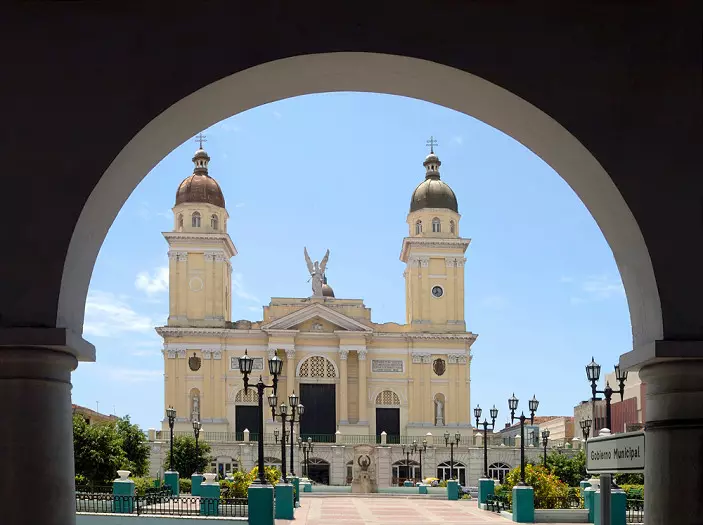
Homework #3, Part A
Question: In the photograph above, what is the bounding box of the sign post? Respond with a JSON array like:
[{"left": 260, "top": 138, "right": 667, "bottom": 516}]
[{"left": 586, "top": 430, "right": 645, "bottom": 525}]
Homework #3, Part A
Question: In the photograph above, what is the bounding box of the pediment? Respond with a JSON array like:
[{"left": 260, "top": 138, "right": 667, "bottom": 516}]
[{"left": 261, "top": 303, "right": 372, "bottom": 333}]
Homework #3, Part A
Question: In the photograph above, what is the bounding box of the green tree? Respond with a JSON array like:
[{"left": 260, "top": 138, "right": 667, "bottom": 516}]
[
  {"left": 546, "top": 450, "right": 586, "bottom": 487},
  {"left": 116, "top": 416, "right": 150, "bottom": 477},
  {"left": 615, "top": 473, "right": 644, "bottom": 485},
  {"left": 73, "top": 415, "right": 128, "bottom": 485},
  {"left": 163, "top": 435, "right": 211, "bottom": 477}
]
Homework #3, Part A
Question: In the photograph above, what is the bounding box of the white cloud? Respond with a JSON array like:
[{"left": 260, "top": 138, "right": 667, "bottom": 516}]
[
  {"left": 135, "top": 267, "right": 169, "bottom": 295},
  {"left": 136, "top": 201, "right": 171, "bottom": 222},
  {"left": 232, "top": 272, "right": 260, "bottom": 303},
  {"left": 452, "top": 136, "right": 464, "bottom": 145},
  {"left": 83, "top": 291, "right": 153, "bottom": 337},
  {"left": 218, "top": 122, "right": 241, "bottom": 133},
  {"left": 480, "top": 295, "right": 508, "bottom": 310},
  {"left": 235, "top": 202, "right": 246, "bottom": 208},
  {"left": 581, "top": 275, "right": 625, "bottom": 300}
]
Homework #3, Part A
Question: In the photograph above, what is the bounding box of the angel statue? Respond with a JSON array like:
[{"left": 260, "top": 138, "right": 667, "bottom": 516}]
[{"left": 304, "top": 247, "right": 330, "bottom": 297}]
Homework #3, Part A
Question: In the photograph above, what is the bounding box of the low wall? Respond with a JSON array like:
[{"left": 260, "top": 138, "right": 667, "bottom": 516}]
[
  {"left": 306, "top": 486, "right": 352, "bottom": 494},
  {"left": 497, "top": 509, "right": 589, "bottom": 523},
  {"left": 77, "top": 514, "right": 247, "bottom": 524}
]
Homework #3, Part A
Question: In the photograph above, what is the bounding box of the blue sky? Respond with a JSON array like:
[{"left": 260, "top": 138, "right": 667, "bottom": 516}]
[{"left": 72, "top": 92, "right": 631, "bottom": 430}]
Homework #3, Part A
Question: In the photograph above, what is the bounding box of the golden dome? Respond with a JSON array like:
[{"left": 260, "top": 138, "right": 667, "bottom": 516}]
[{"left": 175, "top": 148, "right": 226, "bottom": 208}]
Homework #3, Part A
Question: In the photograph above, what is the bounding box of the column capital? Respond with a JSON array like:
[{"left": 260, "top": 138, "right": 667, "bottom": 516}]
[
  {"left": 338, "top": 349, "right": 349, "bottom": 360},
  {"left": 0, "top": 327, "right": 95, "bottom": 362},
  {"left": 285, "top": 347, "right": 296, "bottom": 359},
  {"left": 358, "top": 349, "right": 368, "bottom": 360}
]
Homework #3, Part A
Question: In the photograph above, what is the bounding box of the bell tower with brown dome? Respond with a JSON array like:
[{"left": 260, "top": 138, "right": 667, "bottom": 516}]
[
  {"left": 164, "top": 138, "right": 237, "bottom": 327},
  {"left": 400, "top": 140, "right": 470, "bottom": 330}
]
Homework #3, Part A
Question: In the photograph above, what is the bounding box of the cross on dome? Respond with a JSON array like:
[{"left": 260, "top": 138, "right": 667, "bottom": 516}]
[
  {"left": 195, "top": 132, "right": 207, "bottom": 150},
  {"left": 426, "top": 136, "right": 438, "bottom": 154}
]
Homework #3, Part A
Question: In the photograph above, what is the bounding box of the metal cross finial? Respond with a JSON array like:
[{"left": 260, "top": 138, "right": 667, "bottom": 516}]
[
  {"left": 195, "top": 132, "right": 207, "bottom": 149},
  {"left": 426, "top": 136, "right": 438, "bottom": 154}
]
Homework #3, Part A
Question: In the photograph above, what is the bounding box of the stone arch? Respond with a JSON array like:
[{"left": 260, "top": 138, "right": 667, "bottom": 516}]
[
  {"left": 233, "top": 388, "right": 257, "bottom": 405},
  {"left": 375, "top": 390, "right": 401, "bottom": 406},
  {"left": 59, "top": 52, "right": 661, "bottom": 356},
  {"left": 296, "top": 355, "right": 337, "bottom": 379}
]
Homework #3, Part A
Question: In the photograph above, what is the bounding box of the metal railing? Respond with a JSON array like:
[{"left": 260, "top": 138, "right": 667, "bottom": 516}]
[
  {"left": 75, "top": 493, "right": 247, "bottom": 517},
  {"left": 486, "top": 493, "right": 511, "bottom": 512},
  {"left": 626, "top": 499, "right": 644, "bottom": 524},
  {"left": 75, "top": 485, "right": 113, "bottom": 494}
]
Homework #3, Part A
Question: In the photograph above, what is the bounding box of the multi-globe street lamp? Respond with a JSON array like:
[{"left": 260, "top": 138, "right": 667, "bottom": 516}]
[
  {"left": 579, "top": 417, "right": 592, "bottom": 440},
  {"left": 298, "top": 436, "right": 314, "bottom": 478},
  {"left": 237, "top": 350, "right": 284, "bottom": 485},
  {"left": 192, "top": 420, "right": 202, "bottom": 474},
  {"left": 401, "top": 442, "right": 416, "bottom": 483},
  {"left": 415, "top": 438, "right": 427, "bottom": 481},
  {"left": 585, "top": 357, "right": 627, "bottom": 432},
  {"left": 166, "top": 406, "right": 177, "bottom": 471},
  {"left": 286, "top": 391, "right": 304, "bottom": 476},
  {"left": 444, "top": 431, "right": 461, "bottom": 480},
  {"left": 270, "top": 400, "right": 292, "bottom": 483},
  {"left": 541, "top": 429, "right": 550, "bottom": 467},
  {"left": 474, "top": 404, "right": 498, "bottom": 478},
  {"left": 508, "top": 393, "right": 539, "bottom": 486}
]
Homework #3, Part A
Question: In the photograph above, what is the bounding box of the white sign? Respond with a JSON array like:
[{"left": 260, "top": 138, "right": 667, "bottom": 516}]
[
  {"left": 371, "top": 359, "right": 404, "bottom": 373},
  {"left": 230, "top": 357, "right": 264, "bottom": 371},
  {"left": 586, "top": 431, "right": 645, "bottom": 474}
]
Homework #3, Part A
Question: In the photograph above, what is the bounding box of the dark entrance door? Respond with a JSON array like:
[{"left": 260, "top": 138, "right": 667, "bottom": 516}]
[
  {"left": 376, "top": 407, "right": 400, "bottom": 444},
  {"left": 307, "top": 461, "right": 330, "bottom": 485},
  {"left": 300, "top": 384, "right": 336, "bottom": 440},
  {"left": 235, "top": 405, "right": 259, "bottom": 439}
]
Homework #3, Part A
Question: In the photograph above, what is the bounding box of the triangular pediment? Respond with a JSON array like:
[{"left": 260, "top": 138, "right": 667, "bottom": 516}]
[{"left": 261, "top": 303, "right": 372, "bottom": 333}]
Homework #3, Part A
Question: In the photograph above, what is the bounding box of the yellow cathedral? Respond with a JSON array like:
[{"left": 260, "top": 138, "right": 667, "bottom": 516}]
[{"left": 157, "top": 141, "right": 477, "bottom": 454}]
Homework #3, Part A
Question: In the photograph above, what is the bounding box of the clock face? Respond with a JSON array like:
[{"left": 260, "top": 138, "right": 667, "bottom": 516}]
[{"left": 432, "top": 286, "right": 444, "bottom": 298}]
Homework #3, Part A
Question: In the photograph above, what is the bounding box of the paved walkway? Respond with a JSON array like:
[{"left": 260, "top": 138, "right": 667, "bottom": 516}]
[{"left": 277, "top": 497, "right": 509, "bottom": 524}]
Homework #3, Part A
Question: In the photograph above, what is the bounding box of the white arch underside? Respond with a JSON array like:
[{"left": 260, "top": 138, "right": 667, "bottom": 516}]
[{"left": 60, "top": 52, "right": 662, "bottom": 362}]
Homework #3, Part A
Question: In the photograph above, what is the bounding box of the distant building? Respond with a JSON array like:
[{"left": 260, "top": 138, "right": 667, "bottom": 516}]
[
  {"left": 498, "top": 416, "right": 565, "bottom": 447},
  {"left": 72, "top": 404, "right": 118, "bottom": 426}
]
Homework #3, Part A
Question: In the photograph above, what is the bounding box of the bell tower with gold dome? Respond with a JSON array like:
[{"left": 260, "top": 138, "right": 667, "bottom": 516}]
[
  {"left": 164, "top": 135, "right": 237, "bottom": 327},
  {"left": 400, "top": 139, "right": 470, "bottom": 330}
]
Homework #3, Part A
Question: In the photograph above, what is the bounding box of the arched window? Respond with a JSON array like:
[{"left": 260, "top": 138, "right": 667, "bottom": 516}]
[
  {"left": 346, "top": 460, "right": 353, "bottom": 485},
  {"left": 450, "top": 220, "right": 455, "bottom": 234},
  {"left": 211, "top": 214, "right": 218, "bottom": 230},
  {"left": 177, "top": 214, "right": 184, "bottom": 231},
  {"left": 192, "top": 211, "right": 201, "bottom": 227},
  {"left": 298, "top": 355, "right": 337, "bottom": 378},
  {"left": 432, "top": 217, "right": 441, "bottom": 233},
  {"left": 415, "top": 220, "right": 422, "bottom": 234},
  {"left": 437, "top": 461, "right": 466, "bottom": 485},
  {"left": 488, "top": 462, "right": 512, "bottom": 484},
  {"left": 190, "top": 388, "right": 201, "bottom": 421},
  {"left": 264, "top": 457, "right": 281, "bottom": 467},
  {"left": 375, "top": 390, "right": 401, "bottom": 406},
  {"left": 392, "top": 459, "right": 421, "bottom": 485}
]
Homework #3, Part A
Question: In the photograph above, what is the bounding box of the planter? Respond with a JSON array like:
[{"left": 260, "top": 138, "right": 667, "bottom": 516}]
[
  {"left": 202, "top": 473, "right": 217, "bottom": 484},
  {"left": 116, "top": 470, "right": 131, "bottom": 481}
]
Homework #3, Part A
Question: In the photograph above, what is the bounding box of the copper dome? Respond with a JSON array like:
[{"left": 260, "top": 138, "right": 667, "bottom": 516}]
[
  {"left": 409, "top": 150, "right": 458, "bottom": 213},
  {"left": 175, "top": 173, "right": 226, "bottom": 208}
]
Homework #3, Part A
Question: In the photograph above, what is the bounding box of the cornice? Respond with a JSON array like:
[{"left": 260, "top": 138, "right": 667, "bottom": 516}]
[
  {"left": 400, "top": 236, "right": 471, "bottom": 262},
  {"left": 162, "top": 231, "right": 237, "bottom": 257}
]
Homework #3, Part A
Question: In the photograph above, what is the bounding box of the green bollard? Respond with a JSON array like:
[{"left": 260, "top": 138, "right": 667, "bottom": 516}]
[
  {"left": 579, "top": 480, "right": 590, "bottom": 498},
  {"left": 199, "top": 478, "right": 220, "bottom": 516},
  {"left": 164, "top": 471, "right": 180, "bottom": 497},
  {"left": 512, "top": 485, "right": 535, "bottom": 523},
  {"left": 418, "top": 483, "right": 428, "bottom": 494},
  {"left": 447, "top": 479, "right": 459, "bottom": 500},
  {"left": 191, "top": 474, "right": 204, "bottom": 496},
  {"left": 290, "top": 476, "right": 300, "bottom": 506},
  {"left": 275, "top": 483, "right": 295, "bottom": 520},
  {"left": 248, "top": 484, "right": 275, "bottom": 525},
  {"left": 478, "top": 478, "right": 495, "bottom": 505},
  {"left": 584, "top": 487, "right": 596, "bottom": 523},
  {"left": 112, "top": 471, "right": 135, "bottom": 514}
]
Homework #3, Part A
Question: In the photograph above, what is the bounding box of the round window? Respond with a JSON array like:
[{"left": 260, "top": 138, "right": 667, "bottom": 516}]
[{"left": 431, "top": 286, "right": 444, "bottom": 298}]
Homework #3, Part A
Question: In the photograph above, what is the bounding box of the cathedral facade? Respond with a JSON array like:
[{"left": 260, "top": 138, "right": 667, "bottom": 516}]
[{"left": 155, "top": 142, "right": 483, "bottom": 484}]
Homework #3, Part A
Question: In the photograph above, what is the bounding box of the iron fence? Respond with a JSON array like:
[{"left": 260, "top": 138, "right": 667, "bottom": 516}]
[
  {"left": 486, "top": 493, "right": 511, "bottom": 513},
  {"left": 75, "top": 485, "right": 113, "bottom": 494},
  {"left": 75, "top": 493, "right": 247, "bottom": 517},
  {"left": 626, "top": 499, "right": 644, "bottom": 524}
]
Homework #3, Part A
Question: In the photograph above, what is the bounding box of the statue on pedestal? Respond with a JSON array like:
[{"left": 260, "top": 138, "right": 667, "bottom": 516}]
[
  {"left": 351, "top": 445, "right": 377, "bottom": 493},
  {"left": 304, "top": 247, "right": 330, "bottom": 297}
]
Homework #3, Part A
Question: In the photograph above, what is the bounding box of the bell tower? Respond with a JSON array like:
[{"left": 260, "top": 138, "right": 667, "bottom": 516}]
[
  {"left": 164, "top": 135, "right": 237, "bottom": 327},
  {"left": 400, "top": 140, "right": 470, "bottom": 330}
]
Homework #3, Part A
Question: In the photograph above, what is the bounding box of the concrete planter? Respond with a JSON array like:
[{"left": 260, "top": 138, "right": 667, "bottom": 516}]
[{"left": 533, "top": 509, "right": 590, "bottom": 523}]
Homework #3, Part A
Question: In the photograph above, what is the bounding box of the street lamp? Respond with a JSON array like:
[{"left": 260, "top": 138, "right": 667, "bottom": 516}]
[
  {"left": 270, "top": 400, "right": 289, "bottom": 483},
  {"left": 298, "top": 436, "right": 314, "bottom": 478},
  {"left": 286, "top": 391, "right": 304, "bottom": 477},
  {"left": 192, "top": 420, "right": 202, "bottom": 474},
  {"left": 580, "top": 418, "right": 592, "bottom": 440},
  {"left": 237, "top": 349, "right": 284, "bottom": 485},
  {"left": 444, "top": 431, "right": 461, "bottom": 480},
  {"left": 474, "top": 404, "right": 498, "bottom": 478},
  {"left": 166, "top": 406, "right": 177, "bottom": 471},
  {"left": 541, "top": 429, "right": 550, "bottom": 467},
  {"left": 401, "top": 442, "right": 416, "bottom": 484},
  {"left": 585, "top": 357, "right": 627, "bottom": 432},
  {"left": 417, "top": 438, "right": 427, "bottom": 482},
  {"left": 508, "top": 393, "right": 539, "bottom": 486}
]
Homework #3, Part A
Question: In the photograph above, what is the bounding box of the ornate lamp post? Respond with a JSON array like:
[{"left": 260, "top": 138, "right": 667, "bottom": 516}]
[
  {"left": 474, "top": 404, "right": 498, "bottom": 478},
  {"left": 508, "top": 393, "right": 539, "bottom": 485},
  {"left": 541, "top": 429, "right": 550, "bottom": 467},
  {"left": 416, "top": 438, "right": 427, "bottom": 481},
  {"left": 166, "top": 406, "right": 177, "bottom": 471},
  {"left": 401, "top": 442, "right": 416, "bottom": 483},
  {"left": 579, "top": 417, "right": 592, "bottom": 440},
  {"left": 298, "top": 436, "right": 313, "bottom": 478},
  {"left": 444, "top": 431, "right": 461, "bottom": 480},
  {"left": 585, "top": 357, "right": 627, "bottom": 432},
  {"left": 237, "top": 349, "right": 284, "bottom": 485},
  {"left": 192, "top": 420, "right": 202, "bottom": 474},
  {"left": 270, "top": 400, "right": 290, "bottom": 483},
  {"left": 287, "top": 391, "right": 304, "bottom": 476}
]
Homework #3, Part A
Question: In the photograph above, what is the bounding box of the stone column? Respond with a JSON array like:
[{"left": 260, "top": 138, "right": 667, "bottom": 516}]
[
  {"left": 358, "top": 349, "right": 368, "bottom": 424},
  {"left": 339, "top": 349, "right": 349, "bottom": 424},
  {"left": 0, "top": 341, "right": 79, "bottom": 525},
  {"left": 638, "top": 359, "right": 703, "bottom": 525}
]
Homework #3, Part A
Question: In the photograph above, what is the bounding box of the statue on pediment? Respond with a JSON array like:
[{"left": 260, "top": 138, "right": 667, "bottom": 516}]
[{"left": 304, "top": 247, "right": 330, "bottom": 297}]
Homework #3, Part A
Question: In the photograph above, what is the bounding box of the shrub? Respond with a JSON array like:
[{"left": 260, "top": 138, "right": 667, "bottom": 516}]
[
  {"left": 620, "top": 484, "right": 644, "bottom": 501},
  {"left": 249, "top": 466, "right": 281, "bottom": 486},
  {"left": 438, "top": 480, "right": 448, "bottom": 488},
  {"left": 221, "top": 470, "right": 255, "bottom": 498},
  {"left": 503, "top": 464, "right": 571, "bottom": 509},
  {"left": 130, "top": 477, "right": 157, "bottom": 496},
  {"left": 179, "top": 478, "right": 192, "bottom": 494}
]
